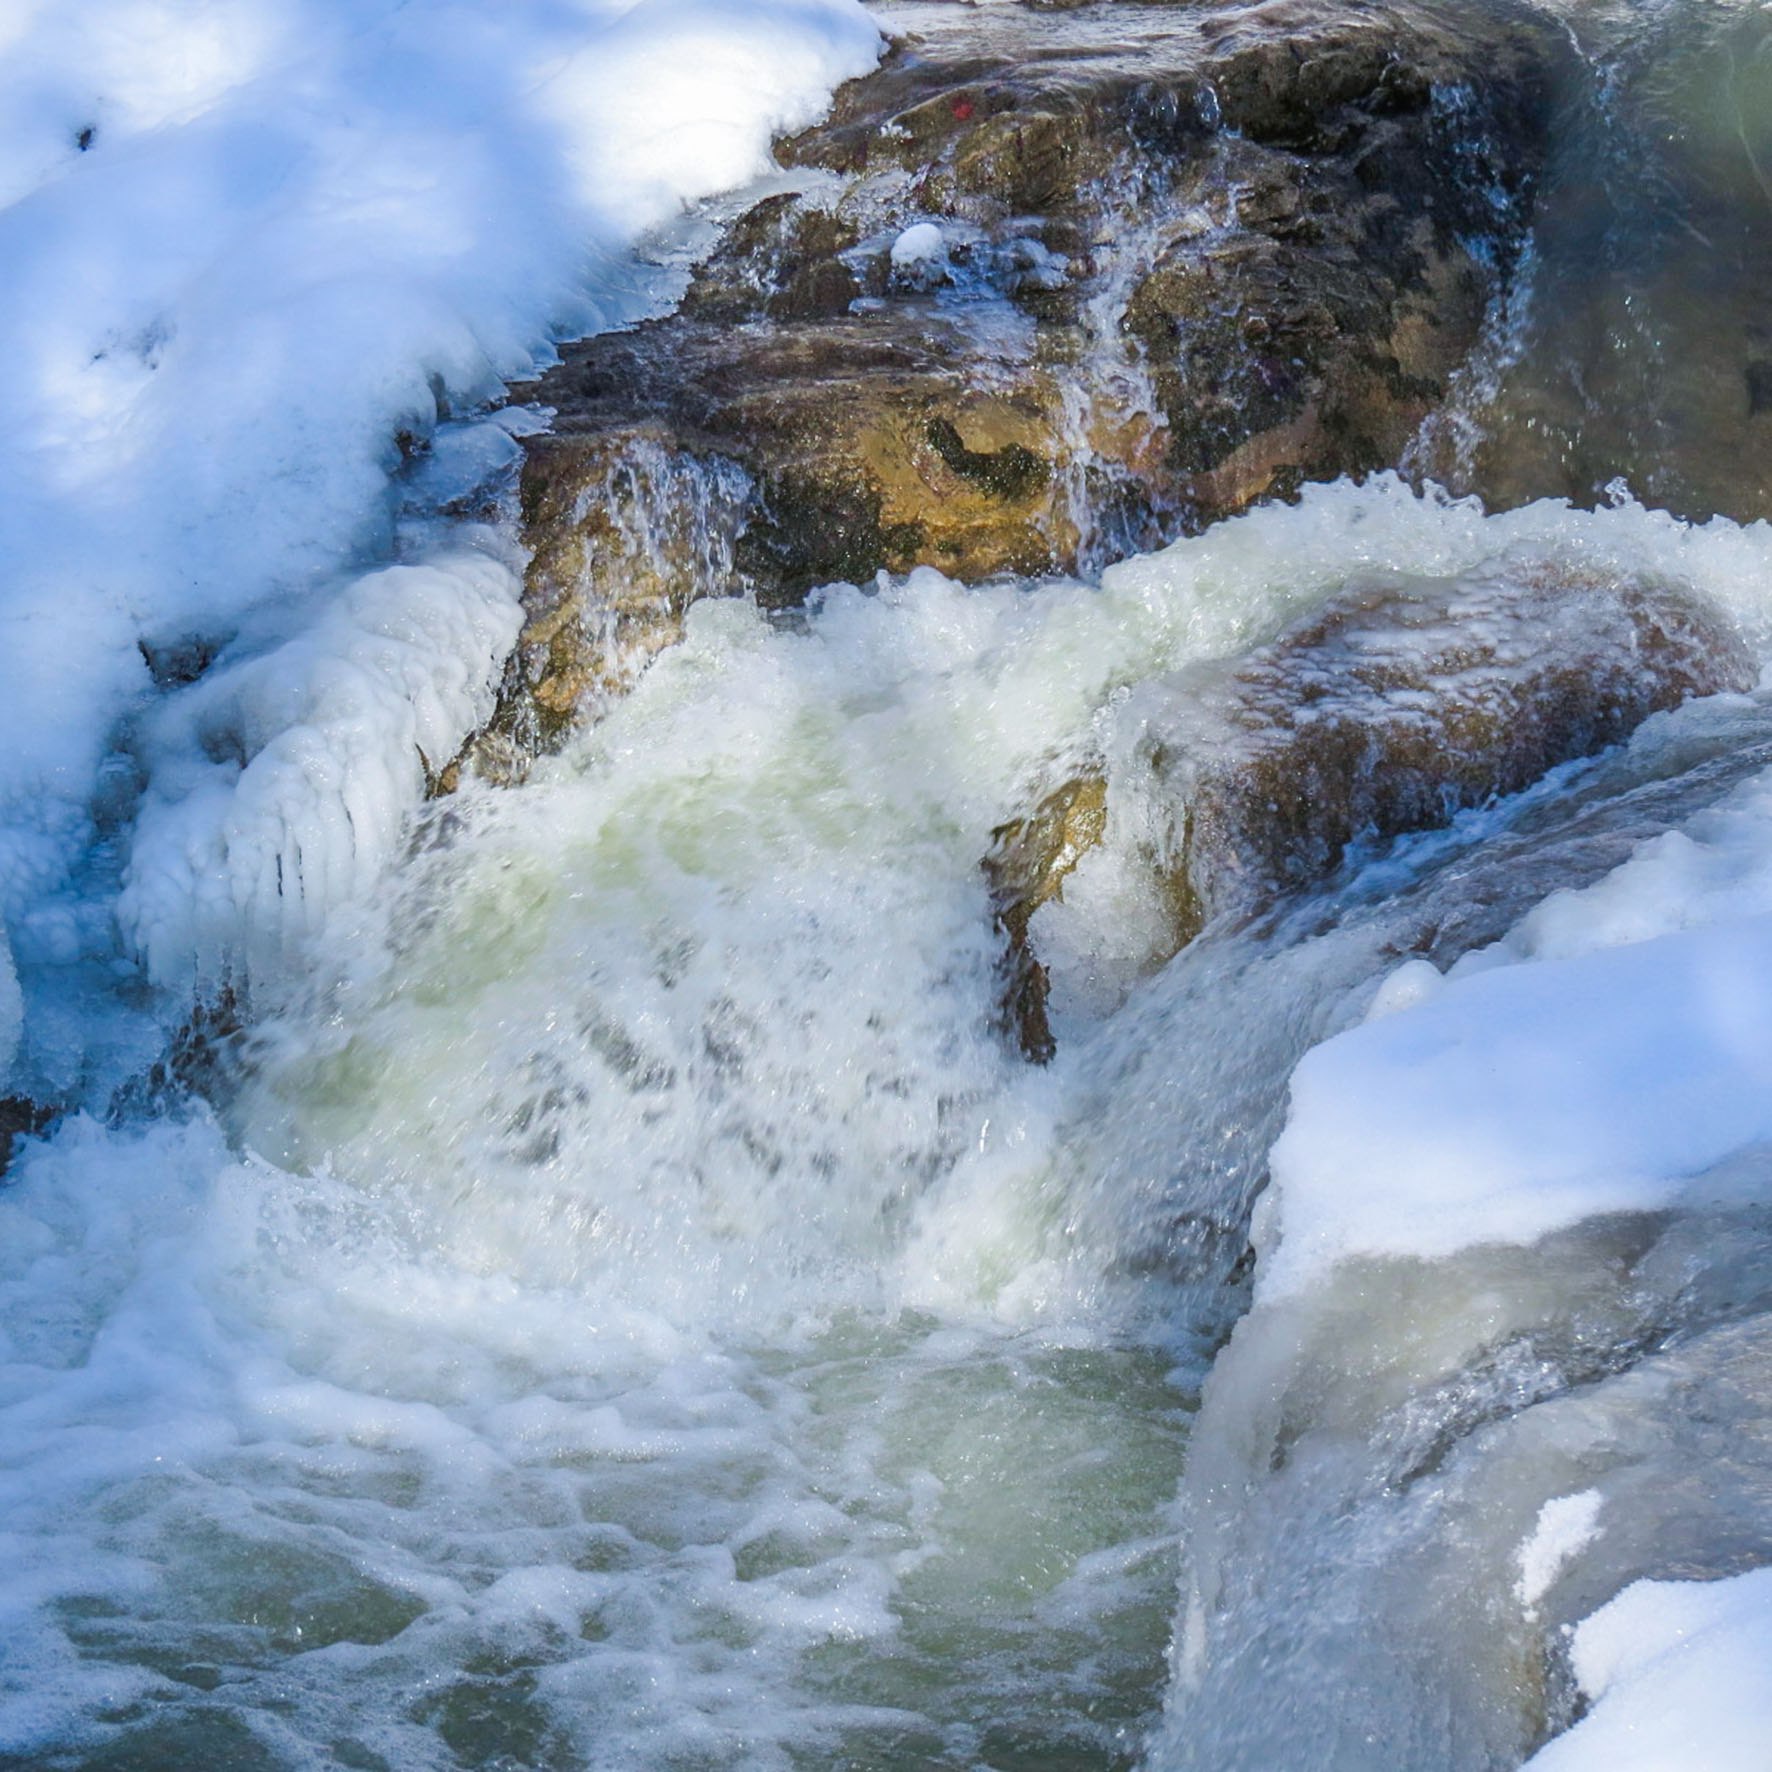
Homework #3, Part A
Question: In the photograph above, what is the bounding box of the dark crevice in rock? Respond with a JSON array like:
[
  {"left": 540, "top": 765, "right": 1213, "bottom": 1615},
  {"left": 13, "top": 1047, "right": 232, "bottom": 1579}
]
[
  {"left": 140, "top": 634, "right": 228, "bottom": 690},
  {"left": 0, "top": 1096, "right": 57, "bottom": 1177},
  {"left": 924, "top": 417, "right": 1051, "bottom": 501}
]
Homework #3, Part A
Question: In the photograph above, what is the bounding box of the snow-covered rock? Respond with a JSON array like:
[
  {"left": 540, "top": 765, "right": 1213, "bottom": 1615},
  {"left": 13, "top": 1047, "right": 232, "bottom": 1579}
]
[
  {"left": 0, "top": 0, "right": 881, "bottom": 984},
  {"left": 1526, "top": 1569, "right": 1772, "bottom": 1772}
]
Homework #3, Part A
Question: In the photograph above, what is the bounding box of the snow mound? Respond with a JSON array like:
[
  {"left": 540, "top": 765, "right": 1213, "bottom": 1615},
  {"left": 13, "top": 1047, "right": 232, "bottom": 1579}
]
[
  {"left": 1525, "top": 1568, "right": 1772, "bottom": 1771},
  {"left": 891, "top": 221, "right": 946, "bottom": 265},
  {"left": 1260, "top": 754, "right": 1772, "bottom": 1299},
  {"left": 1263, "top": 911, "right": 1772, "bottom": 1298}
]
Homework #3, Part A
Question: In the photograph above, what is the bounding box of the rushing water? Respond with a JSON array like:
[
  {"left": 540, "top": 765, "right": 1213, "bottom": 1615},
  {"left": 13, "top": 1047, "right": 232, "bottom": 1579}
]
[
  {"left": 7, "top": 3, "right": 1772, "bottom": 1769},
  {"left": 1413, "top": 0, "right": 1772, "bottom": 522},
  {"left": 8, "top": 478, "right": 1772, "bottom": 1771}
]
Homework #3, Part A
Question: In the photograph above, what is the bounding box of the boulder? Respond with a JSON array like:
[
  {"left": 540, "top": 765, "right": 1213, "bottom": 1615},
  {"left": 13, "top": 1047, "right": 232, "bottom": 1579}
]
[
  {"left": 988, "top": 569, "right": 1755, "bottom": 1057},
  {"left": 489, "top": 0, "right": 1569, "bottom": 756}
]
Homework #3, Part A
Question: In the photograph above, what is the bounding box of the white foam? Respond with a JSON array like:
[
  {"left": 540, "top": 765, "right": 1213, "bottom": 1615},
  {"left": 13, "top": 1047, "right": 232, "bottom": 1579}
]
[
  {"left": 9, "top": 470, "right": 1772, "bottom": 1753},
  {"left": 0, "top": 1107, "right": 1181, "bottom": 1763}
]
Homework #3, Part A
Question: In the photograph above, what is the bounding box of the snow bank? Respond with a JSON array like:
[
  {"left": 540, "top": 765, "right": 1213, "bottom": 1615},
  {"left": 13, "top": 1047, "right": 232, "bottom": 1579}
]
[
  {"left": 1259, "top": 755, "right": 1772, "bottom": 1300},
  {"left": 1524, "top": 1568, "right": 1772, "bottom": 1771},
  {"left": 1260, "top": 911, "right": 1772, "bottom": 1298},
  {"left": 0, "top": 0, "right": 879, "bottom": 977}
]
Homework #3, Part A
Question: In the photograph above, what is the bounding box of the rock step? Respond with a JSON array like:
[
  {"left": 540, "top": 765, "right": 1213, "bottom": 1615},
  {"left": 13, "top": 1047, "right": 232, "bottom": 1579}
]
[{"left": 487, "top": 0, "right": 1570, "bottom": 762}]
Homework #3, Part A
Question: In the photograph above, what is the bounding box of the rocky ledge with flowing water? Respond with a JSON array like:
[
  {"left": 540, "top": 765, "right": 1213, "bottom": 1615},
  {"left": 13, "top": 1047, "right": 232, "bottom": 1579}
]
[
  {"left": 477, "top": 0, "right": 1570, "bottom": 758},
  {"left": 11, "top": 2, "right": 1772, "bottom": 1770}
]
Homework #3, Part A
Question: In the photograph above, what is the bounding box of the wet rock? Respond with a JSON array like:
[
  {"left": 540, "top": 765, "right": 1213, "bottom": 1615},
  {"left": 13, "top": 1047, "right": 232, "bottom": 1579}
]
[
  {"left": 491, "top": 0, "right": 1569, "bottom": 758},
  {"left": 681, "top": 195, "right": 865, "bottom": 324},
  {"left": 991, "top": 570, "right": 1753, "bottom": 1056},
  {"left": 983, "top": 775, "right": 1107, "bottom": 1062},
  {"left": 504, "top": 426, "right": 751, "bottom": 749},
  {"left": 0, "top": 1095, "right": 55, "bottom": 1175},
  {"left": 107, "top": 993, "right": 248, "bottom": 1124},
  {"left": 1161, "top": 571, "right": 1754, "bottom": 924},
  {"left": 490, "top": 314, "right": 1074, "bottom": 739}
]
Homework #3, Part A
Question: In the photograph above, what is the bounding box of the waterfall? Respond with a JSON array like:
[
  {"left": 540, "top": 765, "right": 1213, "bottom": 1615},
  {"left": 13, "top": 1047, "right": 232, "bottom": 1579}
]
[{"left": 6, "top": 3, "right": 1772, "bottom": 1769}]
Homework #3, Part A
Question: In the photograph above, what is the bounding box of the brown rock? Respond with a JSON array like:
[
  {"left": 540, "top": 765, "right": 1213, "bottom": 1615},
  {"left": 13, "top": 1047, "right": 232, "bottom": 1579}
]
[
  {"left": 1162, "top": 570, "right": 1754, "bottom": 923},
  {"left": 484, "top": 0, "right": 1570, "bottom": 761},
  {"left": 983, "top": 775, "right": 1108, "bottom": 1062},
  {"left": 988, "top": 569, "right": 1753, "bottom": 1056}
]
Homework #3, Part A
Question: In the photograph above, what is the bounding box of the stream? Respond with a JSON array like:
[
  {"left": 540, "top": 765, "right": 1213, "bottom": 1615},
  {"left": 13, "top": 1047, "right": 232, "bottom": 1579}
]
[{"left": 4, "top": 2, "right": 1772, "bottom": 1769}]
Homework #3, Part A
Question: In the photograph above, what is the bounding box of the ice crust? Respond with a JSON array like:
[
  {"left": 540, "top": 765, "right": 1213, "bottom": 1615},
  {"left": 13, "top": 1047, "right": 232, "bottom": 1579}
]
[
  {"left": 1217, "top": 512, "right": 1772, "bottom": 1767},
  {"left": 0, "top": 0, "right": 880, "bottom": 990}
]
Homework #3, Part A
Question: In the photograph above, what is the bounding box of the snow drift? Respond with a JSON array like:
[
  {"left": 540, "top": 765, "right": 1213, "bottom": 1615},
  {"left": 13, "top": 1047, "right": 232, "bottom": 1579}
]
[{"left": 0, "top": 0, "right": 879, "bottom": 1000}]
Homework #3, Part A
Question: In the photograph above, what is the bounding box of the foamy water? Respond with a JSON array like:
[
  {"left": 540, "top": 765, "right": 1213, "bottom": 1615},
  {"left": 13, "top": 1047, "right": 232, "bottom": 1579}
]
[{"left": 9, "top": 478, "right": 1772, "bottom": 1767}]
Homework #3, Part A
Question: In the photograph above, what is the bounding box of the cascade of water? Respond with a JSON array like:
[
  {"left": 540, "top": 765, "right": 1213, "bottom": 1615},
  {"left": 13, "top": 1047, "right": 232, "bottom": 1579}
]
[
  {"left": 9, "top": 4, "right": 1772, "bottom": 1768},
  {"left": 1413, "top": 0, "right": 1772, "bottom": 521},
  {"left": 14, "top": 463, "right": 1772, "bottom": 1768}
]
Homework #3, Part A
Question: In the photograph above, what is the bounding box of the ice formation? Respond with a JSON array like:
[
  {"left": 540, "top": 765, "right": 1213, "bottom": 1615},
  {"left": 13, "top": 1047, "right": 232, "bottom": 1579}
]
[
  {"left": 0, "top": 0, "right": 880, "bottom": 988},
  {"left": 119, "top": 553, "right": 523, "bottom": 991},
  {"left": 1258, "top": 714, "right": 1772, "bottom": 1299},
  {"left": 0, "top": 929, "right": 20, "bottom": 1085},
  {"left": 890, "top": 219, "right": 946, "bottom": 265}
]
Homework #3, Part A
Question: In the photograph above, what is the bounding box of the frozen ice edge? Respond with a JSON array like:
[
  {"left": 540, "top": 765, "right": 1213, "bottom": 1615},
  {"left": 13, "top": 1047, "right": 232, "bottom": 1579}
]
[
  {"left": 0, "top": 0, "right": 884, "bottom": 1006},
  {"left": 118, "top": 551, "right": 523, "bottom": 992},
  {"left": 1244, "top": 651, "right": 1772, "bottom": 1764},
  {"left": 1260, "top": 738, "right": 1772, "bottom": 1301}
]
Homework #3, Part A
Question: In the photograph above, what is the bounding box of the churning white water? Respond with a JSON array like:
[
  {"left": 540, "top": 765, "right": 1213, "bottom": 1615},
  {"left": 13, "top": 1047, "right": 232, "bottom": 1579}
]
[
  {"left": 9, "top": 474, "right": 1772, "bottom": 1768},
  {"left": 10, "top": 0, "right": 1772, "bottom": 1763}
]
